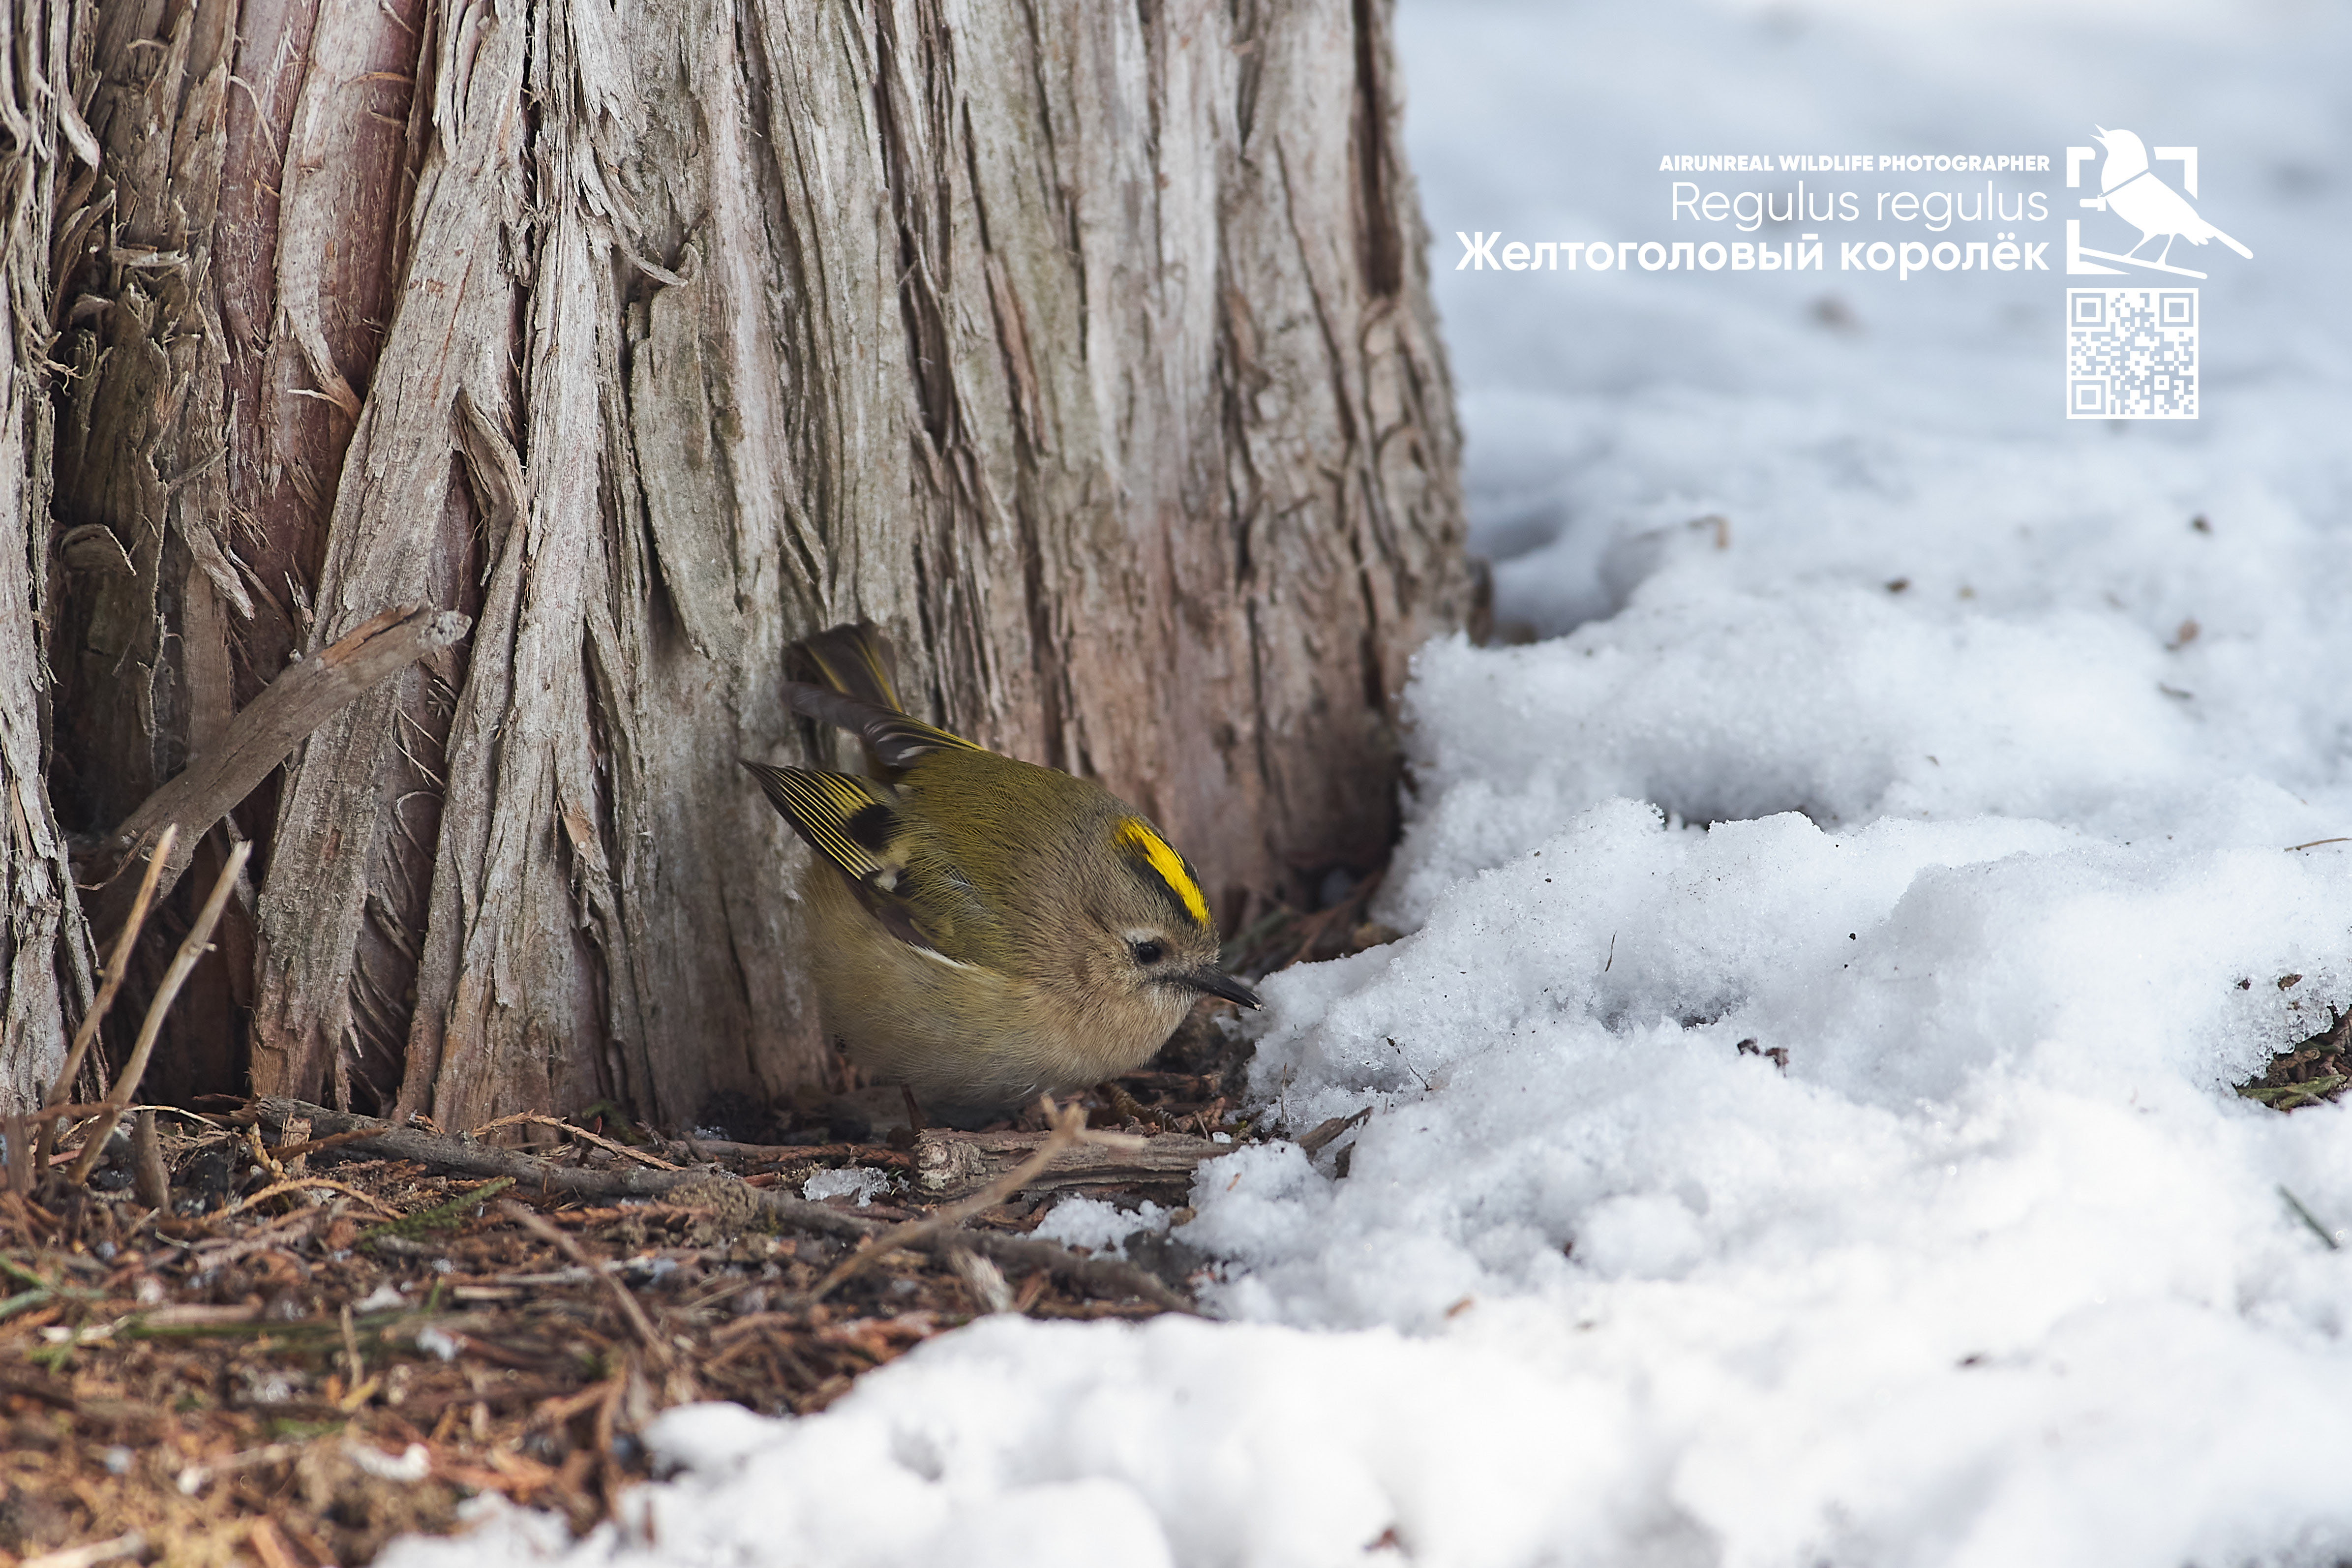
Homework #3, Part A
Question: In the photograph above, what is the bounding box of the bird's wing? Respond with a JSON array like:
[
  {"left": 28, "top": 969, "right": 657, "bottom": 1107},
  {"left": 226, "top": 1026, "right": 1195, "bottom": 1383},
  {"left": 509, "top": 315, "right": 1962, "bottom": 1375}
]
[
  {"left": 744, "top": 763, "right": 897, "bottom": 883},
  {"left": 781, "top": 681, "right": 983, "bottom": 772},
  {"left": 743, "top": 762, "right": 995, "bottom": 962}
]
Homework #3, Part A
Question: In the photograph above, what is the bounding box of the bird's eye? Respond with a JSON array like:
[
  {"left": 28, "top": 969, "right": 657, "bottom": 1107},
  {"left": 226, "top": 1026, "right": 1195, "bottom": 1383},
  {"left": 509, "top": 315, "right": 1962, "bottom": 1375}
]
[{"left": 1129, "top": 939, "right": 1166, "bottom": 966}]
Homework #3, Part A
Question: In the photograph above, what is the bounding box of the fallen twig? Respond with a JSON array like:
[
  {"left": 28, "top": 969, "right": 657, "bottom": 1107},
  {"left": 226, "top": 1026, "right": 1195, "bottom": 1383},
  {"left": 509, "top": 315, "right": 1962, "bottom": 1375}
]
[
  {"left": 265, "top": 1124, "right": 420, "bottom": 1162},
  {"left": 663, "top": 1138, "right": 916, "bottom": 1170},
  {"left": 254, "top": 1099, "right": 752, "bottom": 1202},
  {"left": 946, "top": 1247, "right": 1016, "bottom": 1313},
  {"left": 912, "top": 1125, "right": 1235, "bottom": 1201},
  {"left": 24, "top": 1101, "right": 138, "bottom": 1126},
  {"left": 90, "top": 606, "right": 471, "bottom": 936},
  {"left": 1297, "top": 1108, "right": 1372, "bottom": 1156},
  {"left": 950, "top": 1230, "right": 1197, "bottom": 1314},
  {"left": 131, "top": 1110, "right": 170, "bottom": 1209},
  {"left": 247, "top": 1517, "right": 302, "bottom": 1568}
]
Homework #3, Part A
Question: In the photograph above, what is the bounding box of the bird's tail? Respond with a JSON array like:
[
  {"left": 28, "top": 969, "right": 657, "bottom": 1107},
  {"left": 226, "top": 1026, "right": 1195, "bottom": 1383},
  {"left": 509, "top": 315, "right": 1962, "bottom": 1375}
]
[
  {"left": 2210, "top": 226, "right": 2253, "bottom": 260},
  {"left": 781, "top": 622, "right": 978, "bottom": 777},
  {"left": 788, "top": 622, "right": 906, "bottom": 714}
]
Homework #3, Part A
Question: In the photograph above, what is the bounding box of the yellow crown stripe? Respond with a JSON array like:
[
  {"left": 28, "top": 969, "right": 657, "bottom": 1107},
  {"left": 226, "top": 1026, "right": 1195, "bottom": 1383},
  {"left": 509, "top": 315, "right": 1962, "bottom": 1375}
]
[{"left": 1116, "top": 817, "right": 1209, "bottom": 926}]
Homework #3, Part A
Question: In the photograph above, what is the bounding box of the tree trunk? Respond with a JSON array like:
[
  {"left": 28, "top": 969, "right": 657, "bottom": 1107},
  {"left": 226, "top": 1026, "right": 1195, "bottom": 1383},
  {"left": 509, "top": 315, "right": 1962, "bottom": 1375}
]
[
  {"left": 1, "top": 0, "right": 100, "bottom": 1106},
  {"left": 30, "top": 0, "right": 1468, "bottom": 1126}
]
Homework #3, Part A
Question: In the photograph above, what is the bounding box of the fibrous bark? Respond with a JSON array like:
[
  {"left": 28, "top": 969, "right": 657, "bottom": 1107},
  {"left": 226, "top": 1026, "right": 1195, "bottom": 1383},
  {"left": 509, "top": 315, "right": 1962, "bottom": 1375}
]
[
  {"left": 44, "top": 0, "right": 1469, "bottom": 1128},
  {"left": 1, "top": 0, "right": 100, "bottom": 1106}
]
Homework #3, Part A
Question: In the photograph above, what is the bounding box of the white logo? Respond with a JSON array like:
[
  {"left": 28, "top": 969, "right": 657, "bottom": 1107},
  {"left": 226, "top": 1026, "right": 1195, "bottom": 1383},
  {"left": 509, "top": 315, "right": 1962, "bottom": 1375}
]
[
  {"left": 2065, "top": 128, "right": 2251, "bottom": 279},
  {"left": 2061, "top": 129, "right": 2247, "bottom": 420}
]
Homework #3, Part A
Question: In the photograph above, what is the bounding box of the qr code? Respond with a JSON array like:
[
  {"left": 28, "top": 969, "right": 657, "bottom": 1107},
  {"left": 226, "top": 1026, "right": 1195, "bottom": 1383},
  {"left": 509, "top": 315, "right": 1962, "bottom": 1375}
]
[{"left": 2066, "top": 288, "right": 2197, "bottom": 419}]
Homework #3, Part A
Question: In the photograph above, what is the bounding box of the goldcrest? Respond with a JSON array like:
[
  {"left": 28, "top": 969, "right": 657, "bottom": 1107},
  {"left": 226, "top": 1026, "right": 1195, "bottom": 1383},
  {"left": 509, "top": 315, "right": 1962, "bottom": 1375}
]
[{"left": 746, "top": 623, "right": 1260, "bottom": 1116}]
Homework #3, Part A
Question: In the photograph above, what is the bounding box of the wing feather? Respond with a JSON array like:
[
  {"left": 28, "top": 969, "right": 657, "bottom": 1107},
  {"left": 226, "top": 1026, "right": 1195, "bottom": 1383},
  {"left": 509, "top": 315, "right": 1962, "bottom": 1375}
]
[
  {"left": 742, "top": 760, "right": 995, "bottom": 963},
  {"left": 743, "top": 762, "right": 896, "bottom": 881}
]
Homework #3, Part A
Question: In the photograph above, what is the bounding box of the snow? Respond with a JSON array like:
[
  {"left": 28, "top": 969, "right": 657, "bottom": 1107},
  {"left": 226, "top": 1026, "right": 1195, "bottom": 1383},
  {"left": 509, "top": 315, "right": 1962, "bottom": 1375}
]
[
  {"left": 1029, "top": 1196, "right": 1174, "bottom": 1259},
  {"left": 799, "top": 1166, "right": 896, "bottom": 1207},
  {"left": 379, "top": 2, "right": 2352, "bottom": 1565}
]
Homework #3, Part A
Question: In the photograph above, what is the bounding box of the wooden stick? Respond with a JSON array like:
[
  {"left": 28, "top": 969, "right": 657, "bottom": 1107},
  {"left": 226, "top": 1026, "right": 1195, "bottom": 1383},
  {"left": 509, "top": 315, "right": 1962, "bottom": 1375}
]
[
  {"left": 663, "top": 1138, "right": 915, "bottom": 1170},
  {"left": 89, "top": 605, "right": 470, "bottom": 936},
  {"left": 263, "top": 1124, "right": 423, "bottom": 1162},
  {"left": 252, "top": 1098, "right": 779, "bottom": 1205},
  {"left": 67, "top": 843, "right": 252, "bottom": 1185},
  {"left": 945, "top": 1229, "right": 1196, "bottom": 1315},
  {"left": 21, "top": 1531, "right": 147, "bottom": 1568},
  {"left": 130, "top": 1110, "right": 170, "bottom": 1210},
  {"left": 3, "top": 1114, "right": 27, "bottom": 1196},
  {"left": 912, "top": 1125, "right": 1235, "bottom": 1201}
]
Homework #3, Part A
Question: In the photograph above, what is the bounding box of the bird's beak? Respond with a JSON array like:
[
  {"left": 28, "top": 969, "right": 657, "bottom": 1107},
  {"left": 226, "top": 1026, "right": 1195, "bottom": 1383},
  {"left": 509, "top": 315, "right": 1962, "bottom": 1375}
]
[{"left": 1185, "top": 968, "right": 1263, "bottom": 1010}]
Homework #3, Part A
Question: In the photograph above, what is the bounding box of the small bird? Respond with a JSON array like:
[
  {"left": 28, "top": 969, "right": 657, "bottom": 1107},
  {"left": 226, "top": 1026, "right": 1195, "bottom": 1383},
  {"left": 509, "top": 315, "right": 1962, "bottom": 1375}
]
[
  {"left": 2083, "top": 126, "right": 2252, "bottom": 267},
  {"left": 746, "top": 622, "right": 1260, "bottom": 1117}
]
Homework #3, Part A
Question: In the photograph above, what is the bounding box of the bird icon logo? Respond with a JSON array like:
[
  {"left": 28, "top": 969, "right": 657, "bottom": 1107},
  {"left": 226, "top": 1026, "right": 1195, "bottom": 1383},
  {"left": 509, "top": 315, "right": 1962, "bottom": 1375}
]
[{"left": 2066, "top": 128, "right": 2251, "bottom": 278}]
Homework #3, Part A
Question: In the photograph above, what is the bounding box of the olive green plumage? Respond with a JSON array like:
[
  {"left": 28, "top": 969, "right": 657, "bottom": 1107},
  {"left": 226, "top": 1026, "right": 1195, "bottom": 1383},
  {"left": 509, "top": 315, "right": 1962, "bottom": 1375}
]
[{"left": 746, "top": 623, "right": 1259, "bottom": 1114}]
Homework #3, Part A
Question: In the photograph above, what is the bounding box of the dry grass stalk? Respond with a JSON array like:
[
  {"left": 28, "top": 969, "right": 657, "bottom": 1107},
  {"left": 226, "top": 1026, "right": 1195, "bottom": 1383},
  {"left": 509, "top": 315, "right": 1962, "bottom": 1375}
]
[
  {"left": 222, "top": 1176, "right": 403, "bottom": 1220},
  {"left": 470, "top": 1112, "right": 680, "bottom": 1171},
  {"left": 65, "top": 840, "right": 253, "bottom": 1185},
  {"left": 37, "top": 823, "right": 176, "bottom": 1168}
]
